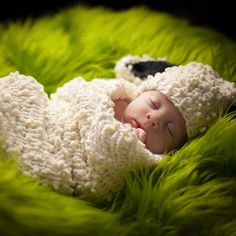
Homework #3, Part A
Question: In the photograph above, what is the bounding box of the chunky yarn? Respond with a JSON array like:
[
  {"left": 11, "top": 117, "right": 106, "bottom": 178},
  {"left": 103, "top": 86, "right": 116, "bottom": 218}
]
[
  {"left": 138, "top": 62, "right": 236, "bottom": 138},
  {"left": 0, "top": 72, "right": 162, "bottom": 203}
]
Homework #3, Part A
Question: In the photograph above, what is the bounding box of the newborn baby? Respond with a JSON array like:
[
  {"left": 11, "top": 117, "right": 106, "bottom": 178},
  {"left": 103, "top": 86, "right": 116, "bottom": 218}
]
[
  {"left": 0, "top": 56, "right": 235, "bottom": 204},
  {"left": 115, "top": 55, "right": 236, "bottom": 155}
]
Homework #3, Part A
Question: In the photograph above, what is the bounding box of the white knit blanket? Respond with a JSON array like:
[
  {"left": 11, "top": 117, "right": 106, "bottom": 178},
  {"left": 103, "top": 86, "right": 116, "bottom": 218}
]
[{"left": 0, "top": 72, "right": 162, "bottom": 203}]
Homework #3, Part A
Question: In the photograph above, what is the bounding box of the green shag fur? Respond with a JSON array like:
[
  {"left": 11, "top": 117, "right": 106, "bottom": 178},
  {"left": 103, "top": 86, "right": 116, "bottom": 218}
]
[{"left": 0, "top": 5, "right": 235, "bottom": 236}]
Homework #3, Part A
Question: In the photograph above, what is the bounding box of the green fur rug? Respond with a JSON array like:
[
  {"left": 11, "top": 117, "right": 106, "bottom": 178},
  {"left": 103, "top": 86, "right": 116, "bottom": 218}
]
[{"left": 0, "top": 5, "right": 236, "bottom": 236}]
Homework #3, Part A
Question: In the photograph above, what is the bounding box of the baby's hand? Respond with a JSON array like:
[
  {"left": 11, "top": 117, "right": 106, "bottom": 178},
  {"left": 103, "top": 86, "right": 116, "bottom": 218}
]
[
  {"left": 124, "top": 123, "right": 146, "bottom": 143},
  {"left": 134, "top": 128, "right": 147, "bottom": 143}
]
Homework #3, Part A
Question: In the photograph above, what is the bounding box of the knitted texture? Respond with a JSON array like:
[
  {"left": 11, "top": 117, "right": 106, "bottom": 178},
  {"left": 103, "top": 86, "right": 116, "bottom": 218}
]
[
  {"left": 138, "top": 62, "right": 236, "bottom": 138},
  {"left": 0, "top": 72, "right": 162, "bottom": 203}
]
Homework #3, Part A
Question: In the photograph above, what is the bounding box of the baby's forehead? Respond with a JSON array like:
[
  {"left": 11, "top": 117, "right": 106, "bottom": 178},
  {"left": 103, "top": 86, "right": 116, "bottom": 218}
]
[
  {"left": 137, "top": 89, "right": 181, "bottom": 110},
  {"left": 139, "top": 89, "right": 160, "bottom": 96},
  {"left": 138, "top": 89, "right": 166, "bottom": 99}
]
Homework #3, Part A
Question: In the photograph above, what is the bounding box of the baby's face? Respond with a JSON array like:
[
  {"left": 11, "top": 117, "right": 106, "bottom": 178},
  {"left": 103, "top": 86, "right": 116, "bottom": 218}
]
[{"left": 122, "top": 90, "right": 187, "bottom": 154}]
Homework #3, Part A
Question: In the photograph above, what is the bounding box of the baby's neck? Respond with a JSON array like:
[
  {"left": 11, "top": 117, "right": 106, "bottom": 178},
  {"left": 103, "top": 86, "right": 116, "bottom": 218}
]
[{"left": 113, "top": 99, "right": 129, "bottom": 122}]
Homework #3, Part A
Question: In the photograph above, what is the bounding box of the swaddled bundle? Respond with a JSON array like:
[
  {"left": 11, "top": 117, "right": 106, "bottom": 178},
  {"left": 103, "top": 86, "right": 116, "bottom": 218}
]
[
  {"left": 0, "top": 72, "right": 161, "bottom": 203},
  {"left": 3, "top": 55, "right": 234, "bottom": 204}
]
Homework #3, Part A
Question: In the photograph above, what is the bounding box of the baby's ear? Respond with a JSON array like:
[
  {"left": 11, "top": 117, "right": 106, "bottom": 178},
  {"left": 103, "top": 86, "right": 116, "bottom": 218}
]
[{"left": 114, "top": 54, "right": 176, "bottom": 85}]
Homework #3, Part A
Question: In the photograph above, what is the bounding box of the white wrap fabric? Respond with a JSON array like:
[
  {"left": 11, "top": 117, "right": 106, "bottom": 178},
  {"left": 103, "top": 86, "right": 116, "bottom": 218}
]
[{"left": 0, "top": 72, "right": 161, "bottom": 203}]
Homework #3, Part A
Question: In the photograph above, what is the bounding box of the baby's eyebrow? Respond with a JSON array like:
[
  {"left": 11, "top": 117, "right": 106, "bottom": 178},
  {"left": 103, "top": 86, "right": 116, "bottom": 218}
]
[{"left": 151, "top": 93, "right": 161, "bottom": 103}]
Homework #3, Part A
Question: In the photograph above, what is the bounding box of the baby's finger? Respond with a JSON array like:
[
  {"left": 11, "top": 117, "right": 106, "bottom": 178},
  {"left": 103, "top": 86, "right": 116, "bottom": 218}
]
[{"left": 136, "top": 128, "right": 146, "bottom": 143}]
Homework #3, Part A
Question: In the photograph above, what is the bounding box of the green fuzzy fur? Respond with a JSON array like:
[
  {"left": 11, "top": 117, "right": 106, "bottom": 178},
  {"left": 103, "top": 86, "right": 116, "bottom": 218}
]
[{"left": 0, "top": 5, "right": 236, "bottom": 236}]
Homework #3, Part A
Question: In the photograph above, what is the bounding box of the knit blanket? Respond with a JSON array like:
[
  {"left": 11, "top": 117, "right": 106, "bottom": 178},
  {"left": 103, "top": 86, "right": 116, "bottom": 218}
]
[{"left": 0, "top": 71, "right": 162, "bottom": 203}]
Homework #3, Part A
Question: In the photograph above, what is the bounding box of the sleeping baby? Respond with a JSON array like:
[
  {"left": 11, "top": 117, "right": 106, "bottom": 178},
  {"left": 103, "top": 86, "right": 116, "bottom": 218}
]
[{"left": 0, "top": 55, "right": 235, "bottom": 204}]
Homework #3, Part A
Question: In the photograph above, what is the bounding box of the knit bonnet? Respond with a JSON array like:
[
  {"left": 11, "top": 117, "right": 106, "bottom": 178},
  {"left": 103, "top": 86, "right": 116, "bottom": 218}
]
[{"left": 138, "top": 62, "right": 236, "bottom": 139}]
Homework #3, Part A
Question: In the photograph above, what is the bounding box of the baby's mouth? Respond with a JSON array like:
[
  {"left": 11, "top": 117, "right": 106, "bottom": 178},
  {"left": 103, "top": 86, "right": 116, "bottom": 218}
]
[{"left": 131, "top": 119, "right": 142, "bottom": 129}]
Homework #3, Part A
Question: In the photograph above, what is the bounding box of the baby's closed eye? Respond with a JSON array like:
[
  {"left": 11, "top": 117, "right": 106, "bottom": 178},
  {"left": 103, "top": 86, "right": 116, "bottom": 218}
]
[
  {"left": 166, "top": 122, "right": 175, "bottom": 137},
  {"left": 149, "top": 98, "right": 160, "bottom": 109}
]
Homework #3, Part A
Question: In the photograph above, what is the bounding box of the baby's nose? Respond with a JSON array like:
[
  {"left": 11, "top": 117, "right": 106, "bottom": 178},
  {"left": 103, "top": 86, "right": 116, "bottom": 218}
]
[{"left": 146, "top": 112, "right": 159, "bottom": 128}]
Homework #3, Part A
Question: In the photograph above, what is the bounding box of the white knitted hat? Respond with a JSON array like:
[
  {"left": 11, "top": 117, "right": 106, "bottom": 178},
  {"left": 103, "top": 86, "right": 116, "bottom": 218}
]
[{"left": 138, "top": 62, "right": 236, "bottom": 139}]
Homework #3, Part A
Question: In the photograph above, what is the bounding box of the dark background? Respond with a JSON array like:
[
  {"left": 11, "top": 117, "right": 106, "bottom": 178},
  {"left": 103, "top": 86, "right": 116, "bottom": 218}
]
[{"left": 0, "top": 0, "right": 235, "bottom": 40}]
